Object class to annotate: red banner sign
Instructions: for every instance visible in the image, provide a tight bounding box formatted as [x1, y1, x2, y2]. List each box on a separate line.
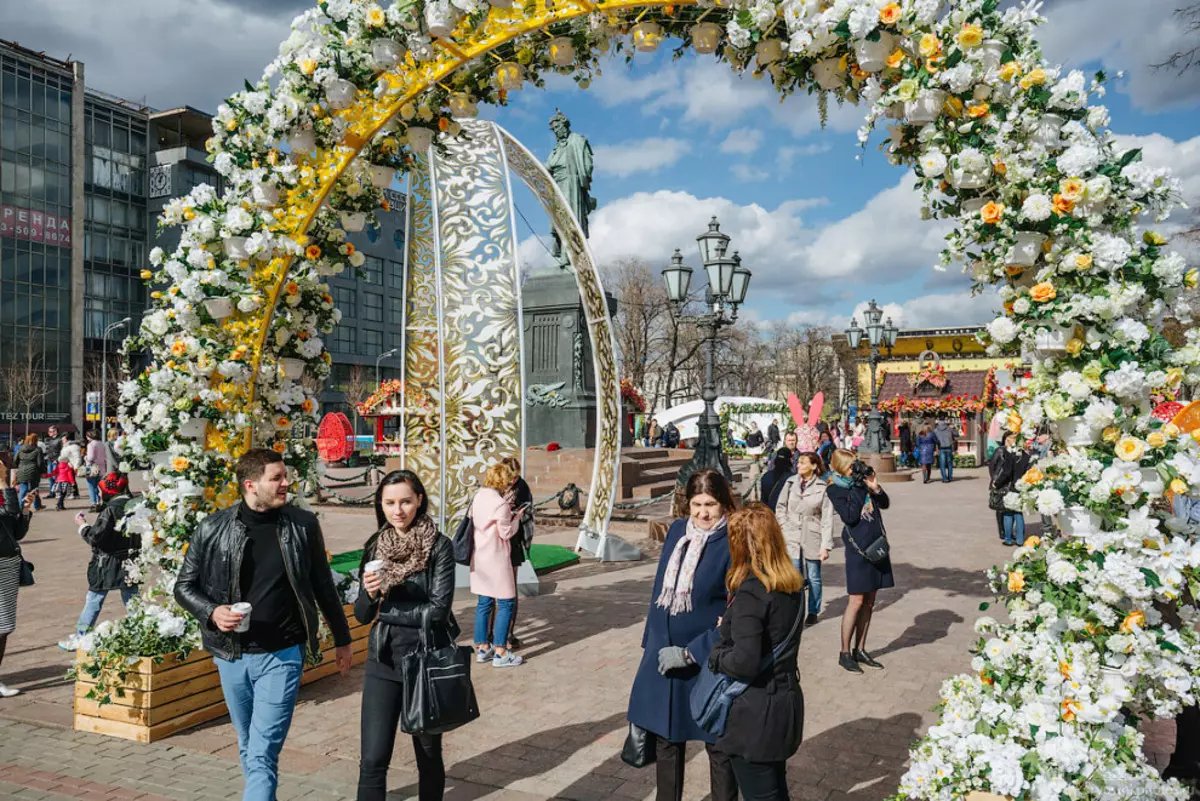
[0, 204, 72, 248]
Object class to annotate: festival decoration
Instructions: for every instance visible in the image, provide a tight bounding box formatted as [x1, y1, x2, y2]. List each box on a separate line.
[910, 363, 948, 390]
[620, 378, 647, 413]
[83, 0, 1200, 792]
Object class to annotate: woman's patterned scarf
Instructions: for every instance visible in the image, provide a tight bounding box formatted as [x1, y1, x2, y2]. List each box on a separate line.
[374, 514, 439, 594]
[656, 516, 727, 615]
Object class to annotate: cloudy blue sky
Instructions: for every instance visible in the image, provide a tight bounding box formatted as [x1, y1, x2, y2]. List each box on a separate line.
[5, 0, 1197, 331]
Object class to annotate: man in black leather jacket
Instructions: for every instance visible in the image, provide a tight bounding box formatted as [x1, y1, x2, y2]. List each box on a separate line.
[174, 448, 351, 801]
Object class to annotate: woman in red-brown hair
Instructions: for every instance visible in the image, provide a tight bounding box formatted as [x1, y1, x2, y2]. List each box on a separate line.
[707, 503, 804, 801]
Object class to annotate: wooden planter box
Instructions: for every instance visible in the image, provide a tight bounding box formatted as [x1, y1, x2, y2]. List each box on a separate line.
[73, 604, 370, 743]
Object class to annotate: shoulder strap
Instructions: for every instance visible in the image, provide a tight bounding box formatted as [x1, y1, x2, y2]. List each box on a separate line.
[754, 601, 804, 678]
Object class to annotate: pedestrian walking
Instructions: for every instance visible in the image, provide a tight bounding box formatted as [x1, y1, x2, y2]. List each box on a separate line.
[989, 432, 1031, 546]
[174, 448, 352, 801]
[898, 422, 913, 468]
[759, 448, 793, 511]
[745, 422, 765, 453]
[0, 469, 35, 698]
[816, 432, 834, 472]
[53, 455, 77, 511]
[470, 461, 526, 668]
[916, 425, 937, 484]
[932, 417, 957, 482]
[500, 456, 533, 650]
[104, 429, 123, 476]
[767, 419, 781, 451]
[14, 435, 44, 511]
[355, 470, 459, 801]
[627, 468, 738, 801]
[58, 474, 140, 651]
[851, 420, 865, 450]
[776, 451, 833, 625]
[43, 425, 62, 495]
[827, 449, 893, 674]
[708, 503, 804, 801]
[83, 430, 107, 509]
[782, 431, 799, 471]
[59, 432, 82, 502]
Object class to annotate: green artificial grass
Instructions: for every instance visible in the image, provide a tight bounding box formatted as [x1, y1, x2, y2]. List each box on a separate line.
[328, 542, 579, 576]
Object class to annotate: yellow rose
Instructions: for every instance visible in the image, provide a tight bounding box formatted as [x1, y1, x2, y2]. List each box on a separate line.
[980, 201, 1005, 224]
[1075, 253, 1094, 271]
[365, 5, 385, 26]
[1007, 412, 1022, 432]
[1171, 478, 1189, 495]
[1115, 436, 1147, 462]
[919, 33, 941, 58]
[1007, 570, 1026, 593]
[1102, 426, 1121, 443]
[1143, 230, 1167, 246]
[1065, 338, 1084, 356]
[1165, 422, 1181, 437]
[1185, 269, 1198, 289]
[879, 2, 902, 24]
[886, 48, 906, 69]
[1020, 467, 1044, 485]
[298, 58, 317, 76]
[1019, 68, 1047, 89]
[1119, 610, 1146, 633]
[999, 61, 1022, 82]
[1022, 536, 1041, 548]
[1052, 194, 1076, 216]
[151, 291, 163, 300]
[1059, 177, 1086, 202]
[967, 102, 990, 118]
[1029, 282, 1057, 303]
[171, 456, 190, 472]
[956, 22, 984, 49]
[1148, 432, 1167, 448]
[140, 269, 153, 280]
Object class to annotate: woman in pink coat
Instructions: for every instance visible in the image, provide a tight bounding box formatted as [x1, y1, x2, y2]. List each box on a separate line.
[471, 461, 527, 668]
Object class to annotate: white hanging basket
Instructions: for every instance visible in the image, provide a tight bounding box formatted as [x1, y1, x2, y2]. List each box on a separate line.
[960, 197, 991, 215]
[1034, 324, 1074, 354]
[690, 22, 722, 55]
[905, 90, 946, 124]
[340, 211, 367, 232]
[1056, 505, 1102, 537]
[948, 160, 993, 190]
[253, 181, 279, 206]
[1140, 467, 1164, 494]
[370, 38, 405, 71]
[178, 418, 208, 440]
[325, 78, 357, 110]
[203, 297, 235, 320]
[287, 128, 316, 155]
[448, 92, 478, 118]
[407, 126, 434, 153]
[150, 451, 173, 470]
[369, 165, 394, 189]
[549, 37, 575, 67]
[853, 32, 896, 73]
[279, 358, 306, 380]
[424, 3, 460, 38]
[1007, 231, 1048, 267]
[812, 58, 845, 90]
[1031, 113, 1066, 148]
[978, 39, 1006, 72]
[1049, 416, 1095, 447]
[222, 236, 249, 260]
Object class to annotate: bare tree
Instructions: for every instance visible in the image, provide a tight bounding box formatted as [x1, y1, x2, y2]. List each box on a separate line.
[605, 257, 668, 391]
[341, 365, 371, 435]
[1, 335, 53, 439]
[1153, 3, 1200, 73]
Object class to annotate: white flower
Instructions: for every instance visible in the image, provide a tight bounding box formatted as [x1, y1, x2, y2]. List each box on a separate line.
[1022, 193, 1053, 221]
[1057, 142, 1102, 176]
[1092, 233, 1134, 271]
[1085, 174, 1112, 203]
[1013, 297, 1031, 315]
[726, 20, 752, 48]
[214, 152, 236, 177]
[919, 150, 947, 177]
[1047, 559, 1079, 585]
[1105, 362, 1147, 399]
[988, 316, 1019, 344]
[1036, 488, 1065, 515]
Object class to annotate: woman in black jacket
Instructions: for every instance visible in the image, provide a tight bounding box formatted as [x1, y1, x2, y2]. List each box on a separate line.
[0, 468, 34, 697]
[709, 503, 804, 801]
[13, 434, 44, 511]
[355, 470, 457, 801]
[990, 432, 1031, 546]
[826, 449, 894, 675]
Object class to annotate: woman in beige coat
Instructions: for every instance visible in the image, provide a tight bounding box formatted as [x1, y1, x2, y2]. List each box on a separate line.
[775, 451, 834, 626]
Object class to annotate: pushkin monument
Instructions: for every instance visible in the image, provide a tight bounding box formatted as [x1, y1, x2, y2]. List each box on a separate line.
[522, 111, 616, 448]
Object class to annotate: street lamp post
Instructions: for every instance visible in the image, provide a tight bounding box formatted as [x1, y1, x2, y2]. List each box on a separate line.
[844, 300, 897, 455]
[661, 217, 752, 488]
[100, 317, 131, 441]
[375, 348, 398, 386]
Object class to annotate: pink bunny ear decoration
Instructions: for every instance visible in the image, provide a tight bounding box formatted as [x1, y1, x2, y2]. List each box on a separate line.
[786, 393, 806, 430]
[807, 393, 824, 427]
[787, 392, 823, 453]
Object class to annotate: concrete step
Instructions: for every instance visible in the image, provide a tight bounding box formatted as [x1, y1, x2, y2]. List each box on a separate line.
[629, 470, 746, 499]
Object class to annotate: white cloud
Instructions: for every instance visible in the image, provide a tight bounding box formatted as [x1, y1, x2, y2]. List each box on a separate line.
[591, 65, 681, 107]
[720, 129, 765, 155]
[592, 138, 692, 177]
[785, 289, 1000, 330]
[778, 143, 834, 172]
[731, 164, 770, 182]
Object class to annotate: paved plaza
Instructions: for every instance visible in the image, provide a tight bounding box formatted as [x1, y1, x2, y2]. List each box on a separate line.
[0, 470, 1178, 800]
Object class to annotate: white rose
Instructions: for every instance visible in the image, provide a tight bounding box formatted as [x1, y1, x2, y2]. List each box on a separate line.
[1047, 560, 1079, 585]
[919, 150, 947, 177]
[1021, 194, 1053, 222]
[988, 317, 1019, 344]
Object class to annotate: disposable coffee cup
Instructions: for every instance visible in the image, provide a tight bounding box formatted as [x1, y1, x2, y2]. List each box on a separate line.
[364, 559, 385, 575]
[231, 602, 252, 633]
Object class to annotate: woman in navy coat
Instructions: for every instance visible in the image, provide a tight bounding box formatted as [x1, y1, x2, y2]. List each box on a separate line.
[628, 468, 738, 801]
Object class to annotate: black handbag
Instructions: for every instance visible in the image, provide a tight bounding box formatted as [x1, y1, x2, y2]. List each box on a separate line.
[18, 557, 34, 587]
[398, 609, 480, 735]
[846, 520, 890, 565]
[988, 484, 1007, 511]
[451, 513, 474, 566]
[620, 723, 656, 768]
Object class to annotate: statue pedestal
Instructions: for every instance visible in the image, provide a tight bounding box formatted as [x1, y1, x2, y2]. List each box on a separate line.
[522, 272, 616, 449]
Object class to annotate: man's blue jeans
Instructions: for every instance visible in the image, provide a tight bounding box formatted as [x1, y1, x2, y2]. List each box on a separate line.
[215, 645, 305, 801]
[1002, 512, 1026, 545]
[474, 596, 515, 647]
[793, 559, 822, 616]
[77, 586, 138, 634]
[46, 461, 57, 493]
[938, 449, 954, 482]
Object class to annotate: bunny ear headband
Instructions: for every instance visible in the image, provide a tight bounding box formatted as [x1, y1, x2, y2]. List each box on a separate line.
[787, 392, 824, 453]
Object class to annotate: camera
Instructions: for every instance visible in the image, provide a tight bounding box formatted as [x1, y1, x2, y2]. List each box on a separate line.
[849, 460, 875, 486]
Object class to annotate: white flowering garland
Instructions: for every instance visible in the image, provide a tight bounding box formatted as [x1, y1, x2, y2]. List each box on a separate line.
[95, 0, 1200, 790]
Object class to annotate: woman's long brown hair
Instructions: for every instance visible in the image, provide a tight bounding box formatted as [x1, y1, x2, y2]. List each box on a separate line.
[726, 502, 803, 594]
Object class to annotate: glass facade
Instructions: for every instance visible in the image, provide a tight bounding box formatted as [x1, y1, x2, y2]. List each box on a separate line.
[0, 47, 75, 421]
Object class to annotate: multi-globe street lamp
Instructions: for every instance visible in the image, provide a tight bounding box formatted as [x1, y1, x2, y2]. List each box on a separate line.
[661, 216, 752, 487]
[845, 299, 898, 455]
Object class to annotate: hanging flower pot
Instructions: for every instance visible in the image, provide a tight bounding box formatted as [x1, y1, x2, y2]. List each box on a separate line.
[370, 38, 405, 71]
[222, 236, 249, 260]
[978, 39, 1006, 72]
[960, 197, 992, 215]
[631, 22, 664, 53]
[279, 358, 306, 380]
[178, 418, 208, 440]
[690, 22, 722, 55]
[325, 78, 357, 110]
[1056, 505, 1102, 537]
[1140, 467, 1164, 494]
[150, 451, 173, 470]
[340, 211, 367, 232]
[202, 297, 235, 320]
[755, 38, 784, 69]
[812, 58, 845, 90]
[406, 126, 434, 153]
[1034, 324, 1074, 354]
[1031, 113, 1066, 148]
[369, 165, 394, 189]
[549, 37, 575, 67]
[905, 90, 946, 124]
[493, 61, 524, 91]
[287, 127, 316, 155]
[424, 2, 460, 38]
[853, 32, 896, 72]
[1049, 416, 1096, 447]
[252, 181, 279, 206]
[948, 159, 993, 189]
[489, 0, 513, 8]
[448, 92, 478, 118]
[1007, 231, 1048, 267]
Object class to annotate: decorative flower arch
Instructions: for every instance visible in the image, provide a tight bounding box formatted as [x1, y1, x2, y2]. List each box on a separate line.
[115, 0, 1199, 796]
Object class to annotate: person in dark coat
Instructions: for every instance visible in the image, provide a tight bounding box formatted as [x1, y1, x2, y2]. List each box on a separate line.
[500, 457, 533, 650]
[627, 468, 738, 801]
[759, 448, 794, 511]
[709, 503, 804, 800]
[0, 469, 35, 697]
[766, 419, 781, 451]
[13, 435, 44, 511]
[989, 432, 1031, 546]
[826, 449, 894, 675]
[59, 473, 139, 650]
[745, 423, 765, 451]
[898, 422, 913, 468]
[916, 425, 937, 484]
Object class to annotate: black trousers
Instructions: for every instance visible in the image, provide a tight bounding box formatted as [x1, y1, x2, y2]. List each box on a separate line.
[358, 674, 445, 801]
[654, 736, 737, 801]
[730, 756, 789, 801]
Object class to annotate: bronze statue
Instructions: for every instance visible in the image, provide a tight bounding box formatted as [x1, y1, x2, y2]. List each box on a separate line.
[547, 110, 596, 269]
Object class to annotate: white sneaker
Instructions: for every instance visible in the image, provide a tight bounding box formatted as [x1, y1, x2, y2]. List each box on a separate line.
[0, 683, 20, 698]
[57, 634, 83, 652]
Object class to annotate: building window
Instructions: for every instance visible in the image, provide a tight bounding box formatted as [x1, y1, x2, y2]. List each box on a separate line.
[389, 260, 404, 289]
[332, 325, 355, 354]
[362, 292, 383, 323]
[361, 328, 382, 356]
[361, 255, 382, 285]
[333, 286, 356, 313]
[389, 296, 404, 325]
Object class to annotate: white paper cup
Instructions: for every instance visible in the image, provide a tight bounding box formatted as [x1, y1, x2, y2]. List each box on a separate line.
[231, 602, 252, 633]
[364, 559, 385, 575]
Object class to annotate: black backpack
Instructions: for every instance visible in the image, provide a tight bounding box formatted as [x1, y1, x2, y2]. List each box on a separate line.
[451, 511, 474, 566]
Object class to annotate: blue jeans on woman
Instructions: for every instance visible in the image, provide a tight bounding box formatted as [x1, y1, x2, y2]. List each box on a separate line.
[793, 558, 822, 617]
[1002, 512, 1025, 545]
[473, 596, 515, 647]
[77, 586, 139, 634]
[17, 482, 42, 510]
[86, 476, 101, 505]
